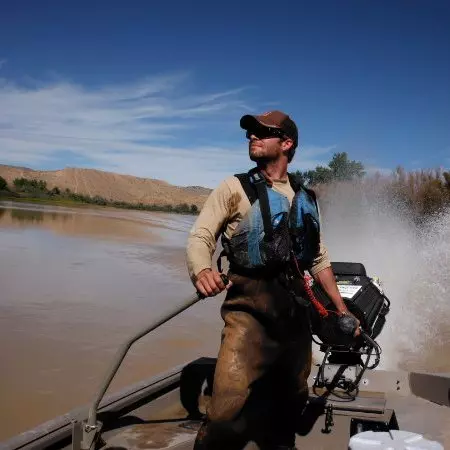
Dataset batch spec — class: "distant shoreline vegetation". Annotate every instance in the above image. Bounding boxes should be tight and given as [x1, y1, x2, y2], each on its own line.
[1, 153, 449, 219]
[293, 152, 450, 222]
[0, 177, 199, 215]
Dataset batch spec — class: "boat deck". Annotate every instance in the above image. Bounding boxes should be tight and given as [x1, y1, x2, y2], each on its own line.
[3, 359, 449, 450]
[98, 392, 450, 450]
[99, 366, 450, 450]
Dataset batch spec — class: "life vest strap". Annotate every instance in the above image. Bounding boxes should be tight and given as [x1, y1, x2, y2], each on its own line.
[250, 172, 274, 241]
[235, 170, 274, 242]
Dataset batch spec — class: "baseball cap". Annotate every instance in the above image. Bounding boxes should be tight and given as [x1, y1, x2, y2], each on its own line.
[240, 110, 298, 148]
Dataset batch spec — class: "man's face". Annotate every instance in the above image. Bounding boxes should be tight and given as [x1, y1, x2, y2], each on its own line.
[246, 126, 289, 162]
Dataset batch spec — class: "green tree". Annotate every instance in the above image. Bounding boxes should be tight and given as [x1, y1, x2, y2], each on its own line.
[310, 166, 334, 185]
[328, 152, 365, 181]
[443, 171, 450, 189]
[92, 195, 107, 205]
[294, 152, 365, 186]
[13, 178, 48, 193]
[177, 203, 190, 213]
[0, 176, 7, 191]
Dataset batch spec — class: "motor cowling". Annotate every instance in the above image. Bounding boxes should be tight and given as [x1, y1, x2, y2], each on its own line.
[309, 262, 390, 350]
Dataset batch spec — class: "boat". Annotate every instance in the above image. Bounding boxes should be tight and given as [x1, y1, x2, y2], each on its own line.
[1, 262, 449, 450]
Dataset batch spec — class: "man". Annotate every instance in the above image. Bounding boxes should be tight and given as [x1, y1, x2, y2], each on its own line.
[186, 110, 358, 449]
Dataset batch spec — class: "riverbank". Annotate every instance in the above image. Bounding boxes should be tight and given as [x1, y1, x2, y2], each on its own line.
[0, 194, 99, 208]
[0, 189, 200, 215]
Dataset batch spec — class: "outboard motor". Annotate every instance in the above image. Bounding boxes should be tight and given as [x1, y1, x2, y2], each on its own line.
[307, 262, 390, 399]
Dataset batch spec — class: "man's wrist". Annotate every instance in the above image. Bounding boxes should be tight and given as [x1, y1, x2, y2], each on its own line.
[195, 268, 212, 280]
[330, 296, 347, 314]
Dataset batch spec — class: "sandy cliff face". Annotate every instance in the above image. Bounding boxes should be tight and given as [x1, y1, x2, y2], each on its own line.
[0, 165, 211, 208]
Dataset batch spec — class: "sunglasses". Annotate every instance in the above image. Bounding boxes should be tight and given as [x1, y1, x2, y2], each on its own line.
[245, 127, 285, 140]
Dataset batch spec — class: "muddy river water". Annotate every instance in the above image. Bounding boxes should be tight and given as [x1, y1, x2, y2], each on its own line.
[0, 202, 224, 440]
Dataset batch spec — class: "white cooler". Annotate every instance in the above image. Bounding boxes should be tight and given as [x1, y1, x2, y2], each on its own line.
[348, 430, 444, 449]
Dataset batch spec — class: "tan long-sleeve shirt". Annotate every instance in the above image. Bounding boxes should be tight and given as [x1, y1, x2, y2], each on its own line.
[186, 174, 331, 282]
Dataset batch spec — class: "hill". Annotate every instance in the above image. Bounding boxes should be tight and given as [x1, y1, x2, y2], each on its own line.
[0, 165, 211, 208]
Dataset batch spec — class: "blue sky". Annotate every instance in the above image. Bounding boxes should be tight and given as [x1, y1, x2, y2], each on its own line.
[0, 0, 449, 187]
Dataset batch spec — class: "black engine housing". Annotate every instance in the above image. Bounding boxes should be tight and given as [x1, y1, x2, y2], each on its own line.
[310, 262, 390, 349]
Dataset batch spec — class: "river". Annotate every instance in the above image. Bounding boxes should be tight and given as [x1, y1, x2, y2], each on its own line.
[0, 202, 224, 440]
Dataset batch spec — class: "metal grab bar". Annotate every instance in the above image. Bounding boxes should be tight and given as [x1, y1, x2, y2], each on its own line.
[75, 274, 229, 450]
[74, 293, 202, 450]
[87, 293, 203, 426]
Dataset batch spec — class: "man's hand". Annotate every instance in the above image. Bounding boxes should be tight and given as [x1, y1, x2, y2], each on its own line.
[338, 308, 361, 337]
[313, 267, 362, 337]
[195, 269, 232, 298]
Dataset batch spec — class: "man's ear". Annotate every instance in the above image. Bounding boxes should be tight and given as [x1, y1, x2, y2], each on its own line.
[281, 138, 294, 154]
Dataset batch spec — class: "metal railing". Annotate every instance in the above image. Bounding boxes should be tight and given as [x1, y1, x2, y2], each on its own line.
[73, 292, 203, 450]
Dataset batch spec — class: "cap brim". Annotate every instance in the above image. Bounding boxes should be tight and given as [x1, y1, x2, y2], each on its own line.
[241, 114, 281, 130]
[240, 115, 260, 130]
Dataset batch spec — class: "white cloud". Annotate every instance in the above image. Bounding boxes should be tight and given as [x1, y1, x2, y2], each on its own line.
[0, 72, 338, 187]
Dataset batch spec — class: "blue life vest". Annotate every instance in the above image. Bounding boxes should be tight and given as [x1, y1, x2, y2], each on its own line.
[221, 170, 321, 272]
[289, 183, 321, 267]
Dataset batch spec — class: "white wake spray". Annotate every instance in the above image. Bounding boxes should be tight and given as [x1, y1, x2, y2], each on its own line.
[315, 181, 450, 372]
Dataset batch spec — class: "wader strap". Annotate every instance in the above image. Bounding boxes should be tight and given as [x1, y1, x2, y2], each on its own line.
[228, 263, 287, 279]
